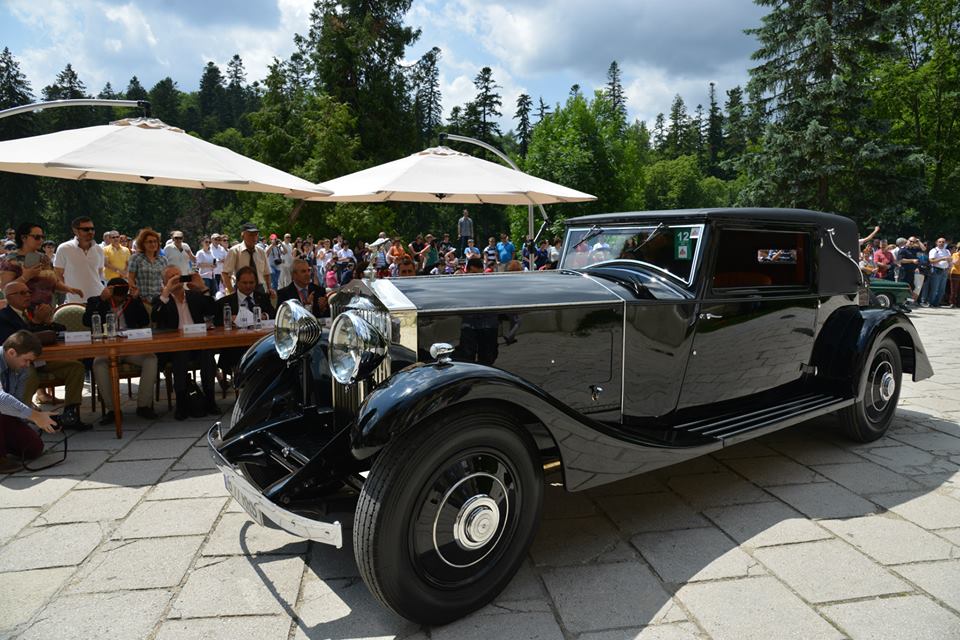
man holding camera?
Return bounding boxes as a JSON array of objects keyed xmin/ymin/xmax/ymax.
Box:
[
  {"xmin": 152, "ymin": 266, "xmax": 219, "ymax": 420},
  {"xmin": 83, "ymin": 278, "xmax": 159, "ymax": 424},
  {"xmin": 0, "ymin": 331, "xmax": 59, "ymax": 472}
]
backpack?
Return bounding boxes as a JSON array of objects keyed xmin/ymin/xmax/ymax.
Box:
[{"xmin": 917, "ymin": 251, "xmax": 930, "ymax": 275}]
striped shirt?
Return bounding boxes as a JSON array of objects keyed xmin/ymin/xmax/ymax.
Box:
[{"xmin": 0, "ymin": 355, "xmax": 32, "ymax": 420}]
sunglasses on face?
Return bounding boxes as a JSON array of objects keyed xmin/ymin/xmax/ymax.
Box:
[
  {"xmin": 76, "ymin": 227, "xmax": 95, "ymax": 232},
  {"xmin": 28, "ymin": 234, "xmax": 44, "ymax": 240}
]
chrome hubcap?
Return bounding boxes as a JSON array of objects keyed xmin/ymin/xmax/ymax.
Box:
[
  {"xmin": 454, "ymin": 496, "xmax": 500, "ymax": 549},
  {"xmin": 879, "ymin": 371, "xmax": 896, "ymax": 402}
]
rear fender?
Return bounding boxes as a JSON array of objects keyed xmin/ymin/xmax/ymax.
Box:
[{"xmin": 811, "ymin": 306, "xmax": 933, "ymax": 396}]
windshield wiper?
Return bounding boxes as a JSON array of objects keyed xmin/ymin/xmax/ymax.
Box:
[
  {"xmin": 625, "ymin": 223, "xmax": 668, "ymax": 255},
  {"xmin": 572, "ymin": 224, "xmax": 605, "ymax": 250}
]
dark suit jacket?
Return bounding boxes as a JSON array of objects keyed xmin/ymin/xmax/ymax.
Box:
[
  {"xmin": 0, "ymin": 306, "xmax": 29, "ymax": 344},
  {"xmin": 214, "ymin": 291, "xmax": 275, "ymax": 326},
  {"xmin": 151, "ymin": 290, "xmax": 217, "ymax": 330},
  {"xmin": 275, "ymin": 282, "xmax": 328, "ymax": 318},
  {"xmin": 83, "ymin": 295, "xmax": 150, "ymax": 329}
]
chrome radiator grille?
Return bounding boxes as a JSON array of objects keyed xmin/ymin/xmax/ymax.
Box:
[{"xmin": 329, "ymin": 294, "xmax": 392, "ymax": 415}]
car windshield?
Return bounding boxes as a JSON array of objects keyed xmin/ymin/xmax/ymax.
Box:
[{"xmin": 561, "ymin": 224, "xmax": 704, "ymax": 284}]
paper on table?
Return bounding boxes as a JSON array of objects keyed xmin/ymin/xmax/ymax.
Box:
[
  {"xmin": 64, "ymin": 331, "xmax": 91, "ymax": 343},
  {"xmin": 183, "ymin": 323, "xmax": 207, "ymax": 335},
  {"xmin": 123, "ymin": 328, "xmax": 153, "ymax": 340}
]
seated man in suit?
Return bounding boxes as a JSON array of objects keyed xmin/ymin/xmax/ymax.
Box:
[
  {"xmin": 0, "ymin": 281, "xmax": 91, "ymax": 430},
  {"xmin": 215, "ymin": 266, "xmax": 275, "ymax": 375},
  {"xmin": 151, "ymin": 266, "xmax": 219, "ymax": 420},
  {"xmin": 276, "ymin": 259, "xmax": 329, "ymax": 317},
  {"xmin": 83, "ymin": 278, "xmax": 159, "ymax": 424}
]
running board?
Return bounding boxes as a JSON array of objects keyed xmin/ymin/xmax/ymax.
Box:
[{"xmin": 671, "ymin": 393, "xmax": 855, "ymax": 446}]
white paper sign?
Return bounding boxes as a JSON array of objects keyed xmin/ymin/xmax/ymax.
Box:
[
  {"xmin": 123, "ymin": 328, "xmax": 153, "ymax": 340},
  {"xmin": 64, "ymin": 331, "xmax": 91, "ymax": 343},
  {"xmin": 183, "ymin": 323, "xmax": 207, "ymax": 335},
  {"xmin": 260, "ymin": 319, "xmax": 275, "ymax": 330}
]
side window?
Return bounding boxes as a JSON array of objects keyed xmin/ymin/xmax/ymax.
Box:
[{"xmin": 712, "ymin": 229, "xmax": 811, "ymax": 291}]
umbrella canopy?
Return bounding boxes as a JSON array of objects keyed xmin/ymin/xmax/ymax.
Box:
[
  {"xmin": 0, "ymin": 117, "xmax": 331, "ymax": 199},
  {"xmin": 311, "ymin": 146, "xmax": 595, "ymax": 205}
]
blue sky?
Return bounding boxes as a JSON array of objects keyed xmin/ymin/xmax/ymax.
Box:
[{"xmin": 1, "ymin": 0, "xmax": 767, "ymax": 131}]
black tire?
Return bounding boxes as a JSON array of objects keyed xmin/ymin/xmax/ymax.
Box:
[
  {"xmin": 839, "ymin": 337, "xmax": 902, "ymax": 442},
  {"xmin": 353, "ymin": 409, "xmax": 543, "ymax": 625},
  {"xmin": 874, "ymin": 293, "xmax": 892, "ymax": 308}
]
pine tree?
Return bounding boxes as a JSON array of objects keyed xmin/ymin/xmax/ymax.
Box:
[
  {"xmin": 652, "ymin": 113, "xmax": 666, "ymax": 152},
  {"xmin": 706, "ymin": 82, "xmax": 724, "ymax": 176},
  {"xmin": 447, "ymin": 105, "xmax": 464, "ymax": 135},
  {"xmin": 723, "ymin": 86, "xmax": 746, "ymax": 161},
  {"xmin": 514, "ymin": 93, "xmax": 533, "ymax": 157},
  {"xmin": 742, "ymin": 0, "xmax": 915, "ymax": 218},
  {"xmin": 413, "ymin": 47, "xmax": 443, "ymax": 145},
  {"xmin": 0, "ymin": 47, "xmax": 40, "ymax": 224},
  {"xmin": 664, "ymin": 94, "xmax": 688, "ymax": 159},
  {"xmin": 605, "ymin": 61, "xmax": 627, "ymax": 129},
  {"xmin": 124, "ymin": 76, "xmax": 148, "ymax": 101},
  {"xmin": 536, "ymin": 97, "xmax": 551, "ymax": 122},
  {"xmin": 97, "ymin": 82, "xmax": 118, "ymax": 100},
  {"xmin": 569, "ymin": 84, "xmax": 581, "ymax": 97},
  {"xmin": 690, "ymin": 103, "xmax": 705, "ymax": 167},
  {"xmin": 472, "ymin": 66, "xmax": 502, "ymax": 142},
  {"xmin": 149, "ymin": 77, "xmax": 182, "ymax": 124},
  {"xmin": 198, "ymin": 61, "xmax": 226, "ymax": 136}
]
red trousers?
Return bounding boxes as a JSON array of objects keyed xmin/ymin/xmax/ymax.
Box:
[{"xmin": 0, "ymin": 414, "xmax": 44, "ymax": 460}]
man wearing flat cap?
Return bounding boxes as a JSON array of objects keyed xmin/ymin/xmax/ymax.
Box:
[{"xmin": 222, "ymin": 222, "xmax": 272, "ymax": 296}]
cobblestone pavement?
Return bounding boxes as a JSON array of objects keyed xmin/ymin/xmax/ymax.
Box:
[{"xmin": 2, "ymin": 308, "xmax": 959, "ymax": 639}]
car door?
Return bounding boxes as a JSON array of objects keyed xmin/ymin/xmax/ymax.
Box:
[{"xmin": 677, "ymin": 226, "xmax": 818, "ymax": 410}]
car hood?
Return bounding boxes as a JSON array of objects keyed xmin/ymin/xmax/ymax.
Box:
[{"xmin": 381, "ymin": 270, "xmax": 623, "ymax": 313}]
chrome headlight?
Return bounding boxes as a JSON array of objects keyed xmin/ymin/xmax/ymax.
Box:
[
  {"xmin": 275, "ymin": 300, "xmax": 322, "ymax": 360},
  {"xmin": 329, "ymin": 310, "xmax": 387, "ymax": 384}
]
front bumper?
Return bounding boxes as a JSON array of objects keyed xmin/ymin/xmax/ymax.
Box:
[{"xmin": 207, "ymin": 423, "xmax": 343, "ymax": 548}]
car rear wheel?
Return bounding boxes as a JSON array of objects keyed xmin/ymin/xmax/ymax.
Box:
[
  {"xmin": 353, "ymin": 409, "xmax": 543, "ymax": 625},
  {"xmin": 839, "ymin": 337, "xmax": 901, "ymax": 442}
]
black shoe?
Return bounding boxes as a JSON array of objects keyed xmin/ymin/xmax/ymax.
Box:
[
  {"xmin": 205, "ymin": 401, "xmax": 221, "ymax": 416},
  {"xmin": 136, "ymin": 407, "xmax": 159, "ymax": 420},
  {"xmin": 174, "ymin": 406, "xmax": 189, "ymax": 421},
  {"xmin": 99, "ymin": 411, "xmax": 115, "ymax": 426},
  {"xmin": 59, "ymin": 405, "xmax": 93, "ymax": 431}
]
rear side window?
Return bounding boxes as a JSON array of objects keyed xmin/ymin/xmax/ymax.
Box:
[{"xmin": 712, "ymin": 229, "xmax": 811, "ymax": 291}]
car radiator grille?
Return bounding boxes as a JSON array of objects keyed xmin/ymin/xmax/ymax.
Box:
[{"xmin": 329, "ymin": 296, "xmax": 392, "ymax": 415}]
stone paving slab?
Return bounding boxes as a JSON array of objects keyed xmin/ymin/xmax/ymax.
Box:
[
  {"xmin": 2, "ymin": 310, "xmax": 960, "ymax": 639},
  {"xmin": 820, "ymin": 594, "xmax": 960, "ymax": 640}
]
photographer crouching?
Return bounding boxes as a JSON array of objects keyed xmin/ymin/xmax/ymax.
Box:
[{"xmin": 0, "ymin": 331, "xmax": 59, "ymax": 472}]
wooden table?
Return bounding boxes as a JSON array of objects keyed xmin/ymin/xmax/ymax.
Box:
[{"xmin": 41, "ymin": 328, "xmax": 272, "ymax": 438}]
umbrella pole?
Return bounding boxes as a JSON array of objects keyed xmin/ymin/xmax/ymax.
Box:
[
  {"xmin": 0, "ymin": 98, "xmax": 152, "ymax": 121},
  {"xmin": 440, "ymin": 133, "xmax": 548, "ymax": 271}
]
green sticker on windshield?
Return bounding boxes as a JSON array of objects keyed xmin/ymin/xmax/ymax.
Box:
[{"xmin": 674, "ymin": 230, "xmax": 691, "ymax": 260}]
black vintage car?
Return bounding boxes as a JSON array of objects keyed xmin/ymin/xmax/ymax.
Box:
[{"xmin": 209, "ymin": 208, "xmax": 932, "ymax": 624}]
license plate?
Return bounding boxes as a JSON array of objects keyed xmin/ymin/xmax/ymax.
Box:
[{"xmin": 224, "ymin": 475, "xmax": 265, "ymax": 526}]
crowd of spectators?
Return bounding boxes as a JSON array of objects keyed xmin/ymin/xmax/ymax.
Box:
[{"xmin": 858, "ymin": 226, "xmax": 960, "ymax": 308}]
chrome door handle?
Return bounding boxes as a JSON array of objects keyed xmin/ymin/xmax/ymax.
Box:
[{"xmin": 699, "ymin": 313, "xmax": 723, "ymax": 320}]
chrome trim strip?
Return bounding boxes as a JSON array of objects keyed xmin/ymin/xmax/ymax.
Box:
[{"xmin": 207, "ymin": 425, "xmax": 343, "ymax": 548}]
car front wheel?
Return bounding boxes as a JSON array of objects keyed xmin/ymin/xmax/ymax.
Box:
[
  {"xmin": 353, "ymin": 409, "xmax": 543, "ymax": 625},
  {"xmin": 839, "ymin": 337, "xmax": 902, "ymax": 442}
]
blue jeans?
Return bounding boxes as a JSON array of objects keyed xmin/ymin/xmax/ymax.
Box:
[
  {"xmin": 270, "ymin": 268, "xmax": 280, "ymax": 290},
  {"xmin": 928, "ymin": 268, "xmax": 948, "ymax": 306},
  {"xmin": 202, "ymin": 277, "xmax": 216, "ymax": 292}
]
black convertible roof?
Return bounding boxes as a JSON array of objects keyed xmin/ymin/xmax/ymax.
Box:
[
  {"xmin": 566, "ymin": 207, "xmax": 855, "ymax": 231},
  {"xmin": 565, "ymin": 208, "xmax": 861, "ymax": 296}
]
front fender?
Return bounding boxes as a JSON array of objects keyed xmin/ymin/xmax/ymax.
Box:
[
  {"xmin": 351, "ymin": 361, "xmax": 723, "ymax": 491},
  {"xmin": 812, "ymin": 306, "xmax": 933, "ymax": 395}
]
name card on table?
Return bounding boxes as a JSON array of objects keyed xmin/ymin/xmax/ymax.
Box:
[
  {"xmin": 123, "ymin": 328, "xmax": 153, "ymax": 340},
  {"xmin": 260, "ymin": 319, "xmax": 275, "ymax": 330},
  {"xmin": 183, "ymin": 323, "xmax": 207, "ymax": 335},
  {"xmin": 63, "ymin": 331, "xmax": 91, "ymax": 344}
]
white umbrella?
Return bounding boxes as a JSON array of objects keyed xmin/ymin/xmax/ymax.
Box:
[
  {"xmin": 310, "ymin": 146, "xmax": 594, "ymax": 205},
  {"xmin": 0, "ymin": 117, "xmax": 331, "ymax": 198}
]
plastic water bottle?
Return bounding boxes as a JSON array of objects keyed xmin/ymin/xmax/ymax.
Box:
[
  {"xmin": 253, "ymin": 306, "xmax": 262, "ymax": 330},
  {"xmin": 223, "ymin": 306, "xmax": 233, "ymax": 331},
  {"xmin": 105, "ymin": 313, "xmax": 117, "ymax": 338},
  {"xmin": 90, "ymin": 312, "xmax": 102, "ymax": 339}
]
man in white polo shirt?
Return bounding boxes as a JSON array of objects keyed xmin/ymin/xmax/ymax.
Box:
[
  {"xmin": 53, "ymin": 216, "xmax": 104, "ymax": 303},
  {"xmin": 165, "ymin": 230, "xmax": 195, "ymax": 276}
]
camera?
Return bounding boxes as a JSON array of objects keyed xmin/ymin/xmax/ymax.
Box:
[
  {"xmin": 50, "ymin": 414, "xmax": 62, "ymax": 431},
  {"xmin": 179, "ymin": 275, "xmax": 192, "ymax": 283},
  {"xmin": 112, "ymin": 284, "xmax": 129, "ymax": 296}
]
